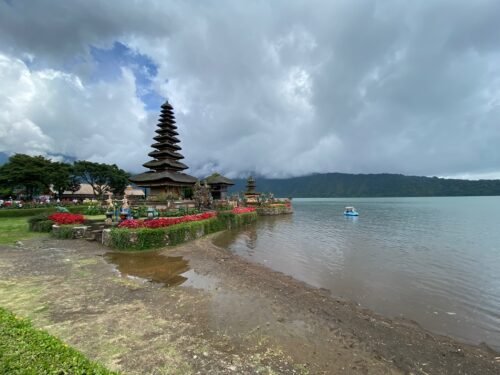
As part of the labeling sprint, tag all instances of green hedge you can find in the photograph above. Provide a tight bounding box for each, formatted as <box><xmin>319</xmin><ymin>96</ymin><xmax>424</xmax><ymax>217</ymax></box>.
<box><xmin>28</xmin><ymin>214</ymin><xmax>53</xmax><ymax>233</ymax></box>
<box><xmin>30</xmin><ymin>220</ymin><xmax>54</xmax><ymax>233</ymax></box>
<box><xmin>218</xmin><ymin>211</ymin><xmax>257</xmax><ymax>228</ymax></box>
<box><xmin>0</xmin><ymin>207</ymin><xmax>57</xmax><ymax>218</ymax></box>
<box><xmin>109</xmin><ymin>212</ymin><xmax>257</xmax><ymax>251</ymax></box>
<box><xmin>0</xmin><ymin>206</ymin><xmax>87</xmax><ymax>218</ymax></box>
<box><xmin>0</xmin><ymin>307</ymin><xmax>117</xmax><ymax>375</ymax></box>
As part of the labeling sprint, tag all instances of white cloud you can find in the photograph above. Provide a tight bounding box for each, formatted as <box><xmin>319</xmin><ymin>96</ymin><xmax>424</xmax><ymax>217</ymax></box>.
<box><xmin>1</xmin><ymin>0</ymin><xmax>500</xmax><ymax>179</ymax></box>
<box><xmin>0</xmin><ymin>53</ymin><xmax>151</xmax><ymax>171</ymax></box>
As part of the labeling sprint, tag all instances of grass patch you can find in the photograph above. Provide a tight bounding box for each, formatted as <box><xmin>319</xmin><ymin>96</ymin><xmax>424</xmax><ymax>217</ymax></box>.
<box><xmin>85</xmin><ymin>214</ymin><xmax>106</xmax><ymax>221</ymax></box>
<box><xmin>0</xmin><ymin>307</ymin><xmax>117</xmax><ymax>374</ymax></box>
<box><xmin>0</xmin><ymin>217</ymin><xmax>47</xmax><ymax>245</ymax></box>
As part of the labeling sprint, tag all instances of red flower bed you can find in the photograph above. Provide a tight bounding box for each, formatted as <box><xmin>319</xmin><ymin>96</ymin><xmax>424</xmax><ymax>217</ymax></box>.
<box><xmin>48</xmin><ymin>213</ymin><xmax>85</xmax><ymax>225</ymax></box>
<box><xmin>118</xmin><ymin>212</ymin><xmax>217</xmax><ymax>229</ymax></box>
<box><xmin>232</xmin><ymin>207</ymin><xmax>256</xmax><ymax>214</ymax></box>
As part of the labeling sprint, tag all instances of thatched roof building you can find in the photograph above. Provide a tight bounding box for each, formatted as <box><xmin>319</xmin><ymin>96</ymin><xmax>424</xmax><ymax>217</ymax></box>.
<box><xmin>205</xmin><ymin>173</ymin><xmax>234</xmax><ymax>200</ymax></box>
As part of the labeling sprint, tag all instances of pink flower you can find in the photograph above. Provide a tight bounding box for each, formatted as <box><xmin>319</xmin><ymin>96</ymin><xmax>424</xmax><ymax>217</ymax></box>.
<box><xmin>118</xmin><ymin>212</ymin><xmax>217</xmax><ymax>229</ymax></box>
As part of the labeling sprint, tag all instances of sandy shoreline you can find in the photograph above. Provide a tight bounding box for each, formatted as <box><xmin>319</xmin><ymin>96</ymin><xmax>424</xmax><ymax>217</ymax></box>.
<box><xmin>0</xmin><ymin>235</ymin><xmax>499</xmax><ymax>374</ymax></box>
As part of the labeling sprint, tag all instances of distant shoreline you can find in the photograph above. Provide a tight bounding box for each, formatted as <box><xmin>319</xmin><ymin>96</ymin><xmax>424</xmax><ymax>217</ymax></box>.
<box><xmin>229</xmin><ymin>172</ymin><xmax>500</xmax><ymax>197</ymax></box>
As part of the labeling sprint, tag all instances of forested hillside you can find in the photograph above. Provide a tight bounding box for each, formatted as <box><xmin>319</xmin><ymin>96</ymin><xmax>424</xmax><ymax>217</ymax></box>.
<box><xmin>229</xmin><ymin>173</ymin><xmax>500</xmax><ymax>197</ymax></box>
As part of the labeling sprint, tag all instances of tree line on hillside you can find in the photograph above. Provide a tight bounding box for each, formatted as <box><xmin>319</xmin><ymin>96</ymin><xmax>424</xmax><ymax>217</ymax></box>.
<box><xmin>0</xmin><ymin>154</ymin><xmax>130</xmax><ymax>200</ymax></box>
<box><xmin>229</xmin><ymin>173</ymin><xmax>500</xmax><ymax>197</ymax></box>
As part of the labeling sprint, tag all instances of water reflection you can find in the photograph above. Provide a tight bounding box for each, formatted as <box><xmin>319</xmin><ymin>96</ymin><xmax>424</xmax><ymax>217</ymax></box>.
<box><xmin>105</xmin><ymin>252</ymin><xmax>190</xmax><ymax>287</ymax></box>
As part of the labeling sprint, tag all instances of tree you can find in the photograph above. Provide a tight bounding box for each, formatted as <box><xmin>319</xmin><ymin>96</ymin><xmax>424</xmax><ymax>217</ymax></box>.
<box><xmin>48</xmin><ymin>162</ymin><xmax>80</xmax><ymax>199</ymax></box>
<box><xmin>192</xmin><ymin>180</ymin><xmax>212</xmax><ymax>210</ymax></box>
<box><xmin>0</xmin><ymin>186</ymin><xmax>13</xmax><ymax>199</ymax></box>
<box><xmin>0</xmin><ymin>154</ymin><xmax>53</xmax><ymax>200</ymax></box>
<box><xmin>73</xmin><ymin>161</ymin><xmax>129</xmax><ymax>198</ymax></box>
<box><xmin>107</xmin><ymin>164</ymin><xmax>130</xmax><ymax>196</ymax></box>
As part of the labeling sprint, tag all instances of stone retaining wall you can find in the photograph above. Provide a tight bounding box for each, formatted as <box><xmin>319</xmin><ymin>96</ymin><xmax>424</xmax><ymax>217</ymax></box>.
<box><xmin>101</xmin><ymin>226</ymin><xmax>208</xmax><ymax>248</ymax></box>
<box><xmin>52</xmin><ymin>225</ymin><xmax>89</xmax><ymax>239</ymax></box>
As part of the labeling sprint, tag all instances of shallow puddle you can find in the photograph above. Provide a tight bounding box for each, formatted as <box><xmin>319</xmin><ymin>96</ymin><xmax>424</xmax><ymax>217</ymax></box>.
<box><xmin>104</xmin><ymin>251</ymin><xmax>220</xmax><ymax>291</ymax></box>
<box><xmin>105</xmin><ymin>252</ymin><xmax>190</xmax><ymax>287</ymax></box>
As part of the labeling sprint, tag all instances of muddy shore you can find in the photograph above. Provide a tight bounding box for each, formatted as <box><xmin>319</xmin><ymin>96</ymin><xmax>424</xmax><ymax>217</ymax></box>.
<box><xmin>0</xmin><ymin>236</ymin><xmax>499</xmax><ymax>374</ymax></box>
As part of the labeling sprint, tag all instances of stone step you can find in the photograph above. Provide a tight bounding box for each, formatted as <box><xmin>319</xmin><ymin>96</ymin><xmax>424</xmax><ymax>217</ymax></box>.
<box><xmin>85</xmin><ymin>229</ymin><xmax>104</xmax><ymax>242</ymax></box>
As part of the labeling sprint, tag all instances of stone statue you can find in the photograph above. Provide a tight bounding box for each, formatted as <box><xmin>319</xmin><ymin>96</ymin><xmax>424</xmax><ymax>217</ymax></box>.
<box><xmin>122</xmin><ymin>196</ymin><xmax>129</xmax><ymax>210</ymax></box>
<box><xmin>106</xmin><ymin>194</ymin><xmax>114</xmax><ymax>212</ymax></box>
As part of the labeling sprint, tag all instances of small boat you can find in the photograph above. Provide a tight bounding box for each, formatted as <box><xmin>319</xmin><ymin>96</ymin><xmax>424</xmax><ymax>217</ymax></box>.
<box><xmin>344</xmin><ymin>206</ymin><xmax>359</xmax><ymax>216</ymax></box>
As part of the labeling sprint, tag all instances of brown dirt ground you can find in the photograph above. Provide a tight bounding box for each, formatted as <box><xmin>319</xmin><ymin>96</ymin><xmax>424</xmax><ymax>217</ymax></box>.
<box><xmin>0</xmin><ymin>235</ymin><xmax>499</xmax><ymax>374</ymax></box>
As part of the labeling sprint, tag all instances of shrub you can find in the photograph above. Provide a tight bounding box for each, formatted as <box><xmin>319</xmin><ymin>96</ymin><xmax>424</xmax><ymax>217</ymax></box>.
<box><xmin>110</xmin><ymin>218</ymin><xmax>226</xmax><ymax>250</ymax></box>
<box><xmin>131</xmin><ymin>205</ymin><xmax>148</xmax><ymax>218</ymax></box>
<box><xmin>48</xmin><ymin>213</ymin><xmax>85</xmax><ymax>225</ymax></box>
<box><xmin>0</xmin><ymin>205</ymin><xmax>88</xmax><ymax>218</ymax></box>
<box><xmin>0</xmin><ymin>307</ymin><xmax>116</xmax><ymax>374</ymax></box>
<box><xmin>217</xmin><ymin>211</ymin><xmax>257</xmax><ymax>227</ymax></box>
<box><xmin>232</xmin><ymin>207</ymin><xmax>256</xmax><ymax>214</ymax></box>
<box><xmin>158</xmin><ymin>208</ymin><xmax>201</xmax><ymax>217</ymax></box>
<box><xmin>28</xmin><ymin>214</ymin><xmax>53</xmax><ymax>232</ymax></box>
<box><xmin>215</xmin><ymin>204</ymin><xmax>233</xmax><ymax>211</ymax></box>
<box><xmin>109</xmin><ymin>213</ymin><xmax>256</xmax><ymax>251</ymax></box>
<box><xmin>28</xmin><ymin>213</ymin><xmax>48</xmax><ymax>226</ymax></box>
<box><xmin>66</xmin><ymin>205</ymin><xmax>89</xmax><ymax>214</ymax></box>
<box><xmin>32</xmin><ymin>220</ymin><xmax>54</xmax><ymax>233</ymax></box>
<box><xmin>234</xmin><ymin>211</ymin><xmax>258</xmax><ymax>226</ymax></box>
<box><xmin>0</xmin><ymin>207</ymin><xmax>58</xmax><ymax>218</ymax></box>
<box><xmin>84</xmin><ymin>203</ymin><xmax>105</xmax><ymax>215</ymax></box>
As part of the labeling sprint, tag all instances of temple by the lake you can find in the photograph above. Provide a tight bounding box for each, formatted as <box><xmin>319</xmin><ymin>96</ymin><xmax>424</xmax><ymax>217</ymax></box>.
<box><xmin>129</xmin><ymin>100</ymin><xmax>197</xmax><ymax>197</ymax></box>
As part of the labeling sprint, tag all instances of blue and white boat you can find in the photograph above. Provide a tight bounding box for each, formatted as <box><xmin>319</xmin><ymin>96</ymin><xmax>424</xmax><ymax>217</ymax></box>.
<box><xmin>344</xmin><ymin>206</ymin><xmax>359</xmax><ymax>216</ymax></box>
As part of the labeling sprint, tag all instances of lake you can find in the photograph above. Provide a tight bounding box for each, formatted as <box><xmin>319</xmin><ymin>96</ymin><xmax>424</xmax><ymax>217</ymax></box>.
<box><xmin>214</xmin><ymin>197</ymin><xmax>500</xmax><ymax>350</ymax></box>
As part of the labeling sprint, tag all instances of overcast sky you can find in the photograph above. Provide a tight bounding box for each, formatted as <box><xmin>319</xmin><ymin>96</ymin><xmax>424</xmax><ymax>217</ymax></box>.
<box><xmin>1</xmin><ymin>0</ymin><xmax>499</xmax><ymax>179</ymax></box>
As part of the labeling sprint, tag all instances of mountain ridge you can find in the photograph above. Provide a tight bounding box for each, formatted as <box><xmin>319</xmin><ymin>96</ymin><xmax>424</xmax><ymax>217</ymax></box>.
<box><xmin>228</xmin><ymin>172</ymin><xmax>500</xmax><ymax>197</ymax></box>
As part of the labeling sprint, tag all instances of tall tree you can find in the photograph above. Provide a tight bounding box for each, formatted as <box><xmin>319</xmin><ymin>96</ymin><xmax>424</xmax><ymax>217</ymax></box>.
<box><xmin>48</xmin><ymin>162</ymin><xmax>80</xmax><ymax>199</ymax></box>
<box><xmin>0</xmin><ymin>154</ymin><xmax>53</xmax><ymax>199</ymax></box>
<box><xmin>73</xmin><ymin>161</ymin><xmax>129</xmax><ymax>198</ymax></box>
<box><xmin>107</xmin><ymin>164</ymin><xmax>130</xmax><ymax>196</ymax></box>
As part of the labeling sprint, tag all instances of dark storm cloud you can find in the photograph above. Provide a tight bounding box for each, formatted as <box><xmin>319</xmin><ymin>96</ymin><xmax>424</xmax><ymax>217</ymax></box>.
<box><xmin>0</xmin><ymin>0</ymin><xmax>499</xmax><ymax>178</ymax></box>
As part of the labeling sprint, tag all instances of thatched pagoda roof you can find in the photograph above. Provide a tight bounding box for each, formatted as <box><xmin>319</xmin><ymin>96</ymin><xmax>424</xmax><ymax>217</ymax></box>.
<box><xmin>205</xmin><ymin>174</ymin><xmax>235</xmax><ymax>186</ymax></box>
<box><xmin>129</xmin><ymin>99</ymin><xmax>196</xmax><ymax>188</ymax></box>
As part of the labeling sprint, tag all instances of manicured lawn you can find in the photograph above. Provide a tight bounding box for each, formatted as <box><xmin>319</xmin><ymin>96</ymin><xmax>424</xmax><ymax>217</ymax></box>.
<box><xmin>0</xmin><ymin>307</ymin><xmax>117</xmax><ymax>374</ymax></box>
<box><xmin>0</xmin><ymin>217</ymin><xmax>47</xmax><ymax>245</ymax></box>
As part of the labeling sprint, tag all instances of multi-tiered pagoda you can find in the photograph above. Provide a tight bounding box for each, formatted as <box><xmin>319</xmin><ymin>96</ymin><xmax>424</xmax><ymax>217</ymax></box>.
<box><xmin>129</xmin><ymin>100</ymin><xmax>197</xmax><ymax>198</ymax></box>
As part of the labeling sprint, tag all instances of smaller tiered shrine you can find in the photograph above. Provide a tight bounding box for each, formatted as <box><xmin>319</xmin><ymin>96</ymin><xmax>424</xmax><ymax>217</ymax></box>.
<box><xmin>205</xmin><ymin>173</ymin><xmax>234</xmax><ymax>200</ymax></box>
<box><xmin>244</xmin><ymin>176</ymin><xmax>261</xmax><ymax>205</ymax></box>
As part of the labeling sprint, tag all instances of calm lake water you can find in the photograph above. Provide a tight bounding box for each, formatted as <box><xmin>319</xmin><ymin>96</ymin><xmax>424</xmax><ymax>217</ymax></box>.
<box><xmin>214</xmin><ymin>197</ymin><xmax>500</xmax><ymax>350</ymax></box>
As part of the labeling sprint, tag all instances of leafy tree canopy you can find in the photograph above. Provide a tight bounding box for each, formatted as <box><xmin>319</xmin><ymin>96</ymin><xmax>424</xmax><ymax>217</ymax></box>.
<box><xmin>0</xmin><ymin>154</ymin><xmax>53</xmax><ymax>199</ymax></box>
<box><xmin>48</xmin><ymin>162</ymin><xmax>80</xmax><ymax>198</ymax></box>
<box><xmin>0</xmin><ymin>154</ymin><xmax>130</xmax><ymax>199</ymax></box>
<box><xmin>73</xmin><ymin>161</ymin><xmax>129</xmax><ymax>198</ymax></box>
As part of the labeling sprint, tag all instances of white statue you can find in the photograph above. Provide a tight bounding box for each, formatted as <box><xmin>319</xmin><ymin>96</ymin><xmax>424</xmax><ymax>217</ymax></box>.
<box><xmin>122</xmin><ymin>196</ymin><xmax>129</xmax><ymax>210</ymax></box>
<box><xmin>106</xmin><ymin>194</ymin><xmax>114</xmax><ymax>211</ymax></box>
